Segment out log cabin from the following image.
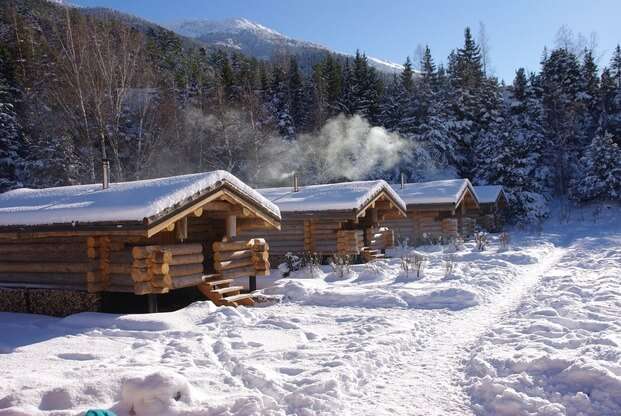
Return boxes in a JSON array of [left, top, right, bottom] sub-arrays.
[[0, 170, 281, 311], [384, 179, 480, 245], [237, 180, 407, 262], [473, 185, 507, 232]]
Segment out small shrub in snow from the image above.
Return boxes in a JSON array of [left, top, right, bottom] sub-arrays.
[[474, 232, 488, 251], [499, 232, 510, 250], [444, 254, 456, 277], [401, 252, 426, 279], [280, 252, 302, 276], [301, 252, 322, 278], [446, 237, 464, 253], [329, 254, 352, 279], [422, 233, 442, 246]]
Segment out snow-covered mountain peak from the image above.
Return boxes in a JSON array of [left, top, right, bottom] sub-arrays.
[[172, 18, 289, 42], [170, 17, 402, 74]]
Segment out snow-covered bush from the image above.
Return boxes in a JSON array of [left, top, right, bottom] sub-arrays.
[[474, 232, 488, 251], [400, 252, 426, 279], [443, 254, 456, 277], [499, 232, 510, 250], [329, 254, 353, 279]]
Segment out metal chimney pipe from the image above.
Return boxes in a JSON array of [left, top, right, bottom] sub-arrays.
[[293, 173, 299, 192], [400, 172, 406, 189], [102, 159, 110, 189]]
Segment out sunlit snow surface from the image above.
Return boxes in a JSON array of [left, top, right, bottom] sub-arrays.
[[259, 180, 405, 213], [1, 204, 620, 415], [0, 170, 279, 226]]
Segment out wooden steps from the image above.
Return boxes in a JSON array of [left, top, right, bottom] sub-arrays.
[[197, 274, 255, 307], [361, 247, 386, 262]]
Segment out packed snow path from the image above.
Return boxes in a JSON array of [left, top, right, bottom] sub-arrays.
[[1, 209, 620, 415], [353, 249, 563, 416], [466, 219, 621, 415]]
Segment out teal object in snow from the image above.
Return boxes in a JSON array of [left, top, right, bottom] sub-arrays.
[[85, 411, 117, 416]]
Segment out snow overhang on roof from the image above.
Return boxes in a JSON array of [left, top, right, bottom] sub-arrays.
[[474, 185, 506, 205], [258, 180, 406, 216], [391, 179, 479, 209], [0, 171, 281, 233]]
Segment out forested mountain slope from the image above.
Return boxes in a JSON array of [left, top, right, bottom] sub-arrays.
[[1, 0, 621, 224]]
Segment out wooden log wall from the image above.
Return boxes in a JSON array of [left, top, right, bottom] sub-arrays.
[[336, 230, 364, 255], [0, 237, 92, 290], [441, 218, 459, 238], [305, 220, 342, 254], [382, 216, 416, 246], [128, 243, 205, 294], [238, 218, 305, 257], [459, 217, 476, 237], [213, 238, 270, 279], [419, 212, 443, 238]]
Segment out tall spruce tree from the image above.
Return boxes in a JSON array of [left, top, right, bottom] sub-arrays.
[[476, 68, 550, 222], [540, 47, 581, 194], [572, 131, 621, 201], [0, 51, 24, 192]]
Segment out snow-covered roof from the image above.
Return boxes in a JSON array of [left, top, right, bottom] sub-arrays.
[[391, 179, 477, 207], [258, 180, 406, 214], [474, 185, 506, 205], [0, 171, 280, 228]]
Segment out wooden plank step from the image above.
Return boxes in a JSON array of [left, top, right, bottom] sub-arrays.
[[202, 278, 234, 288], [212, 285, 244, 295], [224, 293, 255, 305]]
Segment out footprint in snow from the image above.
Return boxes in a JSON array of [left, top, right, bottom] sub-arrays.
[[279, 367, 305, 376], [56, 353, 98, 361]]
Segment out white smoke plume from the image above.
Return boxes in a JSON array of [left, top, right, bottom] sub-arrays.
[[263, 114, 411, 185]]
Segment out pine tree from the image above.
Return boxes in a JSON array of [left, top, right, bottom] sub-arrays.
[[576, 49, 600, 148], [611, 45, 621, 87], [22, 136, 80, 188], [287, 56, 306, 133], [476, 68, 550, 222], [347, 50, 382, 123], [540, 47, 581, 194], [572, 131, 621, 201], [0, 51, 24, 192], [400, 56, 414, 92], [265, 65, 295, 140], [447, 28, 494, 178]]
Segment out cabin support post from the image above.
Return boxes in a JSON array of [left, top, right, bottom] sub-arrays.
[[249, 275, 257, 292], [226, 215, 237, 239], [147, 294, 158, 313], [370, 208, 378, 225]]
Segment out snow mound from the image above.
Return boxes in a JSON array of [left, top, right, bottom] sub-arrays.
[[400, 288, 479, 310], [58, 301, 217, 332], [119, 371, 192, 416]]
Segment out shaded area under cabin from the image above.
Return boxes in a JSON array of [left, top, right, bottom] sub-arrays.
[[385, 179, 480, 245], [0, 171, 281, 315], [238, 180, 407, 263]]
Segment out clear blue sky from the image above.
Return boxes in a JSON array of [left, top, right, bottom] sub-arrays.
[[71, 0, 620, 82]]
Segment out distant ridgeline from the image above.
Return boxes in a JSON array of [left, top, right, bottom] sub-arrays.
[[1, 0, 620, 225]]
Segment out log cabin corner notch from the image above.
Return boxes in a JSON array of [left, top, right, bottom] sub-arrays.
[[238, 180, 407, 261], [0, 171, 281, 300], [385, 179, 480, 244]]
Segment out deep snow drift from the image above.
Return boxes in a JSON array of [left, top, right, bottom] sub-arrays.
[[0, 204, 620, 415]]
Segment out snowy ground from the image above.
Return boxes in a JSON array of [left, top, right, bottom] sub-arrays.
[[0, 205, 620, 416]]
